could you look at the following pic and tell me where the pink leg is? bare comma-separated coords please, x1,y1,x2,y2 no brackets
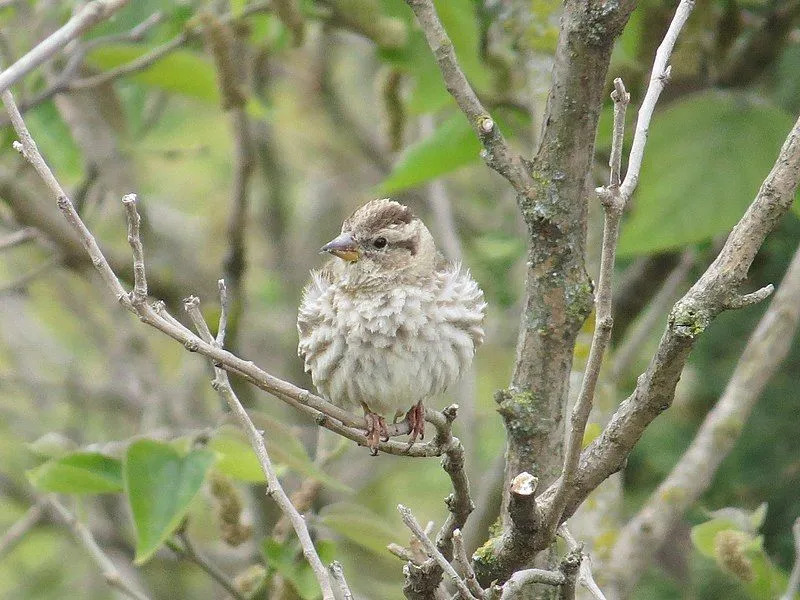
404,401,425,449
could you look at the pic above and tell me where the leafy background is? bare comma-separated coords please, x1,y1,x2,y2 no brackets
0,0,799,599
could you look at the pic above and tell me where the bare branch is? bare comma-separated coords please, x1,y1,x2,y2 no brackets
47,497,151,600
122,194,147,306
166,533,246,600
330,561,354,600
619,0,697,198
539,109,800,524
0,502,43,559
398,504,477,600
453,530,485,599
403,0,531,193
0,227,37,252
550,78,630,531
781,518,800,600
608,241,800,595
558,525,607,600
2,89,131,309
183,293,335,600
499,569,565,599
0,0,129,94
404,405,474,598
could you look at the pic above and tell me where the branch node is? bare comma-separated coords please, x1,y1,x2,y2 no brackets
724,284,774,310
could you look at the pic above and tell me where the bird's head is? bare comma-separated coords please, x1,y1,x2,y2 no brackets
321,199,436,280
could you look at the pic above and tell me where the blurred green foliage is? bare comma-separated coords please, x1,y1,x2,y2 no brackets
1,0,800,599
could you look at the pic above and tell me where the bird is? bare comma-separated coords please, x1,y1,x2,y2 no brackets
297,199,486,454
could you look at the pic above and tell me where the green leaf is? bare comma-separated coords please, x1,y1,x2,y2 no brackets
749,502,768,530
86,44,219,103
319,502,399,556
690,517,739,558
124,439,215,564
262,539,337,600
581,423,602,449
380,112,480,194
26,432,78,459
618,92,800,256
244,418,352,493
28,453,123,494
209,429,268,483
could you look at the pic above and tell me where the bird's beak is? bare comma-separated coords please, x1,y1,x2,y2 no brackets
320,232,360,262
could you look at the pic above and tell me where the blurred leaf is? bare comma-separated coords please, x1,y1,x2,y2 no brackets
26,432,78,459
86,44,220,103
28,453,122,494
262,539,337,600
380,112,480,193
749,503,767,530
244,418,352,493
379,0,490,113
618,92,799,256
209,431,266,482
691,517,739,558
319,502,399,556
124,439,215,564
582,423,602,449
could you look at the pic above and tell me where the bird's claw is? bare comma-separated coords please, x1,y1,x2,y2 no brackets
404,401,425,451
364,410,389,456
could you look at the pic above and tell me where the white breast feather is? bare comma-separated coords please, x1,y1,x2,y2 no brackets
297,264,486,417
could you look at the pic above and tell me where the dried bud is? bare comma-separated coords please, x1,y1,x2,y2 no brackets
210,473,253,546
714,530,754,582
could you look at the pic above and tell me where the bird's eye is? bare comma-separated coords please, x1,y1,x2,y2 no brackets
373,237,387,249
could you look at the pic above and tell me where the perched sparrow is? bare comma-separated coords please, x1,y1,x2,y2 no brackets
297,199,486,454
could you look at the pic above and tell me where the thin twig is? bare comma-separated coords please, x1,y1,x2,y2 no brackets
0,502,43,559
549,0,698,533
453,529,485,599
618,0,697,199
781,518,800,600
0,227,37,251
548,78,629,531
166,534,246,600
499,569,565,599
398,504,477,600
558,525,607,600
183,293,335,600
47,497,151,600
330,561,354,600
0,0,129,94
403,0,531,193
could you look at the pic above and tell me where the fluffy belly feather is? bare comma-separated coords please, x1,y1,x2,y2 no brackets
310,324,473,416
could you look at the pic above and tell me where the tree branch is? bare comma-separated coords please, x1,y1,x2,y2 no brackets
403,0,531,193
0,501,43,559
0,0,129,94
398,504,477,600
330,560,355,600
539,109,800,524
183,293,335,600
607,240,800,596
47,497,151,600
166,533,246,600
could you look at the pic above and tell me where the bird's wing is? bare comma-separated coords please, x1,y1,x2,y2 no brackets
297,262,335,358
438,263,487,348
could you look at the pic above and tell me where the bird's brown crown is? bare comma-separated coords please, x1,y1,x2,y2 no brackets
342,199,415,235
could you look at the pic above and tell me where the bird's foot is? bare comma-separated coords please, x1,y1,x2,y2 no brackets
404,401,425,449
363,409,389,456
